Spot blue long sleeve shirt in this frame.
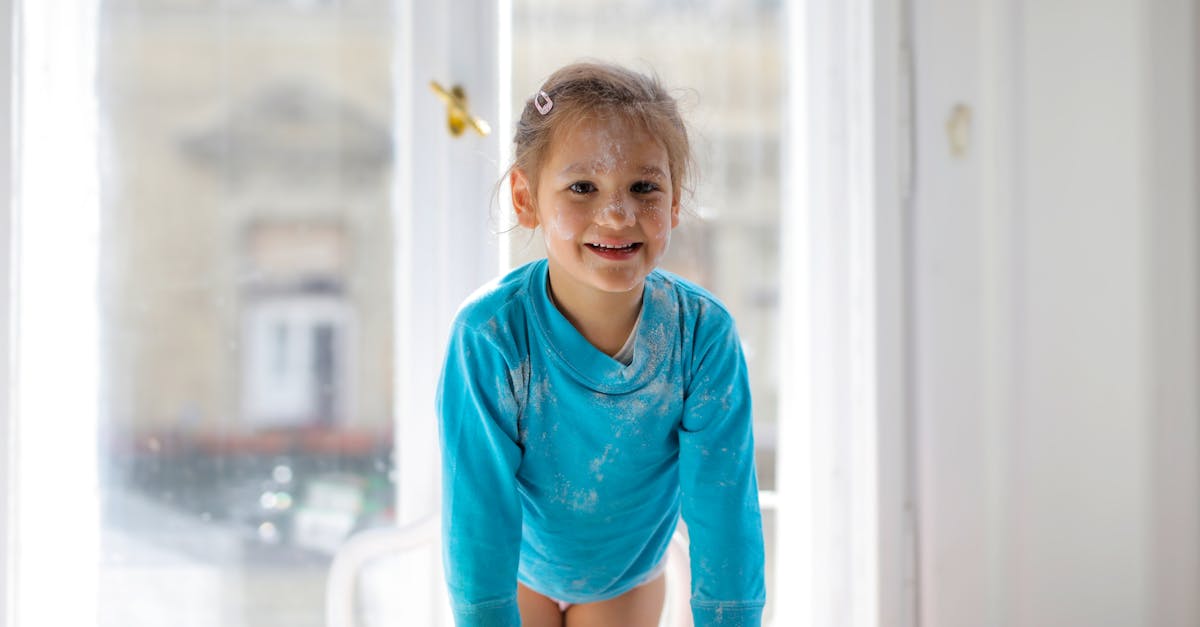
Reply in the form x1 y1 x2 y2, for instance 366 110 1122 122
437 259 765 626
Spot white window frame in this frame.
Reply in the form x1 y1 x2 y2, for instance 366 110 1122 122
777 0 912 625
388 1 509 624
0 1 913 626
392 0 507 527
4 1 103 626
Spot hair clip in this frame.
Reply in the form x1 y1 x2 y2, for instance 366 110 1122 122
534 90 553 115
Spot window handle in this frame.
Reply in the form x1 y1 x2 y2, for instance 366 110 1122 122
429 81 491 138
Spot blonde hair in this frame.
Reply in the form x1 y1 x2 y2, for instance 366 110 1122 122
508 61 695 205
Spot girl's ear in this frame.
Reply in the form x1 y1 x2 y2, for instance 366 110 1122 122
670 197 681 229
511 169 539 229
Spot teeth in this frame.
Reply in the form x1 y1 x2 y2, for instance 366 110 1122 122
590 243 635 250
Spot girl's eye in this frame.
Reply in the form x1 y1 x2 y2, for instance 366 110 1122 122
631 181 660 194
569 182 597 194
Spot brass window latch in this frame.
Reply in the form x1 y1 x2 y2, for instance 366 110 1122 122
430 81 491 138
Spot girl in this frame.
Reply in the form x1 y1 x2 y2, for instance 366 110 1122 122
437 61 765 627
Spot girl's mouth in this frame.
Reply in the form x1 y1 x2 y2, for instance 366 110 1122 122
585 242 643 260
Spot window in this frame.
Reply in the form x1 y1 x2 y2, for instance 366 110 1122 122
94 1 398 624
5 1 902 625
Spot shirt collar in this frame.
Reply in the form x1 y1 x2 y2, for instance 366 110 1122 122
527 259 676 393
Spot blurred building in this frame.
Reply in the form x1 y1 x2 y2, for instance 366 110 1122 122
98 0 397 459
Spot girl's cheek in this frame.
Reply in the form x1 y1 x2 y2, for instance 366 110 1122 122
548 211 573 241
545 203 588 241
649 231 672 265
640 203 671 240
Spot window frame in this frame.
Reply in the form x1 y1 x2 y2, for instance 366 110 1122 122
4 1 104 625
775 0 913 625
387 1 509 623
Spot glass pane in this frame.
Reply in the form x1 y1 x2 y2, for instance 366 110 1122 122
511 2 783 621
97 2 397 625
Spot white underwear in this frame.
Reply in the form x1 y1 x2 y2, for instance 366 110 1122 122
549 557 667 613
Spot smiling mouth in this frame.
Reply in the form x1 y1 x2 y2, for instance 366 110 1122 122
586 242 643 253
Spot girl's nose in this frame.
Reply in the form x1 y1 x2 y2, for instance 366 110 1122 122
596 194 636 227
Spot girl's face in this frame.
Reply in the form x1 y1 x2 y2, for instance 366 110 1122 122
512 114 679 301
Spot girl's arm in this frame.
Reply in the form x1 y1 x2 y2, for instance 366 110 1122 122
438 322 524 626
678 319 767 626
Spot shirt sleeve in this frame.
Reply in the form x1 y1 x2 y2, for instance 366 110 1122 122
437 322 524 626
678 319 767 626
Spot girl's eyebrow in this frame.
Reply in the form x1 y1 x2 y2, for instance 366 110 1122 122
557 162 594 176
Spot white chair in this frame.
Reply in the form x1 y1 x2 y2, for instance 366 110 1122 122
326 516 693 627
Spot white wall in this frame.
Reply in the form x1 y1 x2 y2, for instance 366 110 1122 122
910 0 1199 626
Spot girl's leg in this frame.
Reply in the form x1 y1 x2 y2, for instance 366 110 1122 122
563 573 666 627
518 581 566 627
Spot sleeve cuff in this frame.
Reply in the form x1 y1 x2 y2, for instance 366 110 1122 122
451 597 521 627
690 599 765 626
